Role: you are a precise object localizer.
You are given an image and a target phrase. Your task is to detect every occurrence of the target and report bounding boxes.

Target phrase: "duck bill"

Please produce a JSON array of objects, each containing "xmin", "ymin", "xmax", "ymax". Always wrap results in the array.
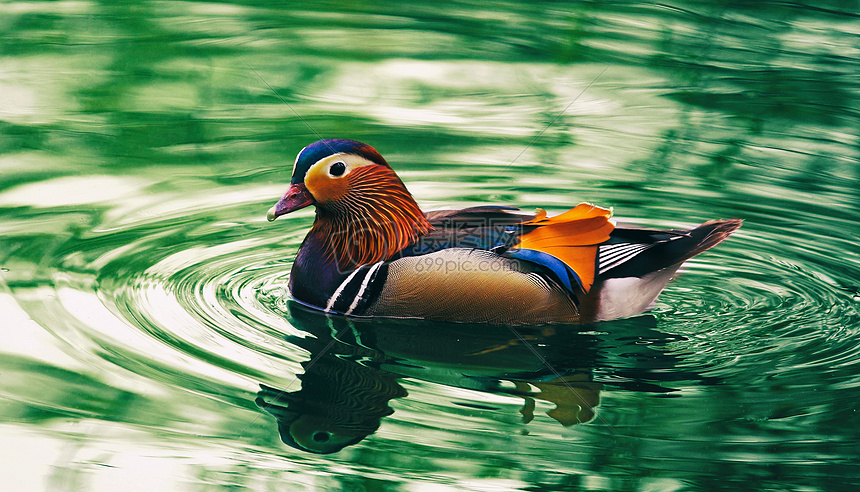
[{"xmin": 267, "ymin": 183, "xmax": 315, "ymax": 221}]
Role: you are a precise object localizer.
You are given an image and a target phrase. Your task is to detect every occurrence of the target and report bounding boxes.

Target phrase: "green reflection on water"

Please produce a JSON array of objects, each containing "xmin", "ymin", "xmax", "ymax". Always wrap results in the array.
[{"xmin": 1, "ymin": 0, "xmax": 860, "ymax": 490}]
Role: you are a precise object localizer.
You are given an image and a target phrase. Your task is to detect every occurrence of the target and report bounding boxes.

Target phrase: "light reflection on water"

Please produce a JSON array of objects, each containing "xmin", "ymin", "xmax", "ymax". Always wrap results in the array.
[{"xmin": 1, "ymin": 1, "xmax": 860, "ymax": 490}]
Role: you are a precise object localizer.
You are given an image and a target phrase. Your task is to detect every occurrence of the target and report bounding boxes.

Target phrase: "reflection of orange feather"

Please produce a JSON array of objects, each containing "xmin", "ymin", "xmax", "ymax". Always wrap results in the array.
[{"xmin": 515, "ymin": 203, "xmax": 614, "ymax": 292}]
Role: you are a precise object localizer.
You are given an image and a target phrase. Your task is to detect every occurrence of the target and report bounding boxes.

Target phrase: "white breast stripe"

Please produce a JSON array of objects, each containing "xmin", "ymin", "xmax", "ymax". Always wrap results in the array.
[
  {"xmin": 346, "ymin": 261, "xmax": 384, "ymax": 315},
  {"xmin": 325, "ymin": 267, "xmax": 364, "ymax": 313}
]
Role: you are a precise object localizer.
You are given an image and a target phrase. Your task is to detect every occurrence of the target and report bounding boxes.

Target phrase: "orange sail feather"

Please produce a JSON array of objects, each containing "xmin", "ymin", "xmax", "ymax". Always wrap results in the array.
[{"xmin": 515, "ymin": 203, "xmax": 614, "ymax": 292}]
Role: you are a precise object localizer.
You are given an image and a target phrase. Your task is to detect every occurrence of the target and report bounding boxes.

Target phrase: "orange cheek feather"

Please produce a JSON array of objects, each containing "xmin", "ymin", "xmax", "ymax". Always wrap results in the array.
[{"xmin": 305, "ymin": 166, "xmax": 349, "ymax": 204}]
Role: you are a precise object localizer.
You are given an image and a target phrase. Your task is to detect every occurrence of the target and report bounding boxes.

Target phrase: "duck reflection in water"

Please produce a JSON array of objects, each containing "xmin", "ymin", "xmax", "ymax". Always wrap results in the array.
[{"xmin": 257, "ymin": 301, "xmax": 693, "ymax": 454}]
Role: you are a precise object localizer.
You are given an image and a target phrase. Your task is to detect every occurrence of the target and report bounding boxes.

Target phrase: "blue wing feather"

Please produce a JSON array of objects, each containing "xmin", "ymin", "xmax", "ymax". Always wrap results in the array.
[{"xmin": 506, "ymin": 248, "xmax": 585, "ymax": 293}]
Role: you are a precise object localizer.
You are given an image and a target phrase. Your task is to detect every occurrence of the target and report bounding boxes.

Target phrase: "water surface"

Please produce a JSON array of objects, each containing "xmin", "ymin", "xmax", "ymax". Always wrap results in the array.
[{"xmin": 1, "ymin": 1, "xmax": 859, "ymax": 490}]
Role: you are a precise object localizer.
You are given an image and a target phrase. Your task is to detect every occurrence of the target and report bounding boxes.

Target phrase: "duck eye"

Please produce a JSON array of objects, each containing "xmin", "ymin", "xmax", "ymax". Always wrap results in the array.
[{"xmin": 329, "ymin": 161, "xmax": 346, "ymax": 177}]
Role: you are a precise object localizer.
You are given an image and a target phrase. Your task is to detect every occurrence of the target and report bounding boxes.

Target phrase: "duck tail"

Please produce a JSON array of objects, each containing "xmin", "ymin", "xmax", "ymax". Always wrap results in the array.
[
  {"xmin": 581, "ymin": 219, "xmax": 742, "ymax": 322},
  {"xmin": 597, "ymin": 219, "xmax": 742, "ymax": 280},
  {"xmin": 681, "ymin": 219, "xmax": 743, "ymax": 261}
]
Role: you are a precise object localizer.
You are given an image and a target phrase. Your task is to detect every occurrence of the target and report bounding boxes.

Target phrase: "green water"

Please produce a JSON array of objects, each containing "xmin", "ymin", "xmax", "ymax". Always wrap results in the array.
[{"xmin": 2, "ymin": 1, "xmax": 860, "ymax": 490}]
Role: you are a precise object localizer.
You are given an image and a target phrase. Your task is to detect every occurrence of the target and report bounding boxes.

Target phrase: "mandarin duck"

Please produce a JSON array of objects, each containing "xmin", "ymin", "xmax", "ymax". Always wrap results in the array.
[{"xmin": 267, "ymin": 139, "xmax": 741, "ymax": 325}]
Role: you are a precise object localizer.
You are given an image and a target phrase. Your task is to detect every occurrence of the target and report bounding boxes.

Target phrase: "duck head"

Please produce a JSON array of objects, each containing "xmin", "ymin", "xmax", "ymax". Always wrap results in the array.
[{"xmin": 267, "ymin": 139, "xmax": 432, "ymax": 269}]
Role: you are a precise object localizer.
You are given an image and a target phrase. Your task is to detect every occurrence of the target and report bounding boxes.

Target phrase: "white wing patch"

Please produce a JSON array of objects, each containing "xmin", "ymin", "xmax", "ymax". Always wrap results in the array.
[
  {"xmin": 598, "ymin": 243, "xmax": 650, "ymax": 275},
  {"xmin": 598, "ymin": 234, "xmax": 688, "ymax": 276}
]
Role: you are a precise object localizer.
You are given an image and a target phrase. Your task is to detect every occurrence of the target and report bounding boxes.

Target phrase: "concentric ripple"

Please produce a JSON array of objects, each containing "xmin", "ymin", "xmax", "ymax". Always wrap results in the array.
[
  {"xmin": 10, "ymin": 182, "xmax": 860, "ymax": 402},
  {"xmin": 4, "ymin": 182, "xmax": 320, "ymax": 403},
  {"xmin": 4, "ymin": 174, "xmax": 860, "ymax": 488},
  {"xmin": 98, "ymin": 222, "xmax": 318, "ymax": 392},
  {"xmin": 653, "ymin": 226, "xmax": 860, "ymax": 393},
  {"xmin": 2, "ymin": 0, "xmax": 860, "ymax": 487}
]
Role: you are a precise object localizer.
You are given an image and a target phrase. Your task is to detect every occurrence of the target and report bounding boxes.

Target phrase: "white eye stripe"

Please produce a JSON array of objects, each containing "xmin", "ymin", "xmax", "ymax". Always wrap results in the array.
[
  {"xmin": 292, "ymin": 145, "xmax": 308, "ymax": 176},
  {"xmin": 310, "ymin": 153, "xmax": 355, "ymax": 178}
]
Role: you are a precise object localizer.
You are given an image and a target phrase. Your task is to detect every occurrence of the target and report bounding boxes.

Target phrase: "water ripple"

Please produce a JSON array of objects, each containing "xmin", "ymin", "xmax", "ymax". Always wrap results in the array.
[
  {"xmin": 656, "ymin": 230, "xmax": 860, "ymax": 388},
  {"xmin": 4, "ymin": 172, "xmax": 860, "ymax": 488}
]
